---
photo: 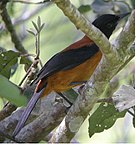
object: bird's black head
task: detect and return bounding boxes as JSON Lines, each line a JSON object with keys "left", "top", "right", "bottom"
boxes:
{"left": 92, "top": 13, "right": 130, "bottom": 38}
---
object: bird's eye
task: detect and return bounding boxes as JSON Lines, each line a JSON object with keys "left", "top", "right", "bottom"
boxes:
{"left": 107, "top": 23, "right": 113, "bottom": 28}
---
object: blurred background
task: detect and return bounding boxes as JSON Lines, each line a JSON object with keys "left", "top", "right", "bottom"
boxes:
{"left": 0, "top": 0, "right": 135, "bottom": 143}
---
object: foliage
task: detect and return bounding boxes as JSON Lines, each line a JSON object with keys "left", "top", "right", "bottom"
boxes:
{"left": 88, "top": 103, "right": 126, "bottom": 138}
{"left": 0, "top": 50, "right": 19, "bottom": 79}
{"left": 0, "top": 0, "right": 134, "bottom": 143}
{"left": 78, "top": 5, "right": 91, "bottom": 13}
{"left": 0, "top": 75, "right": 27, "bottom": 106}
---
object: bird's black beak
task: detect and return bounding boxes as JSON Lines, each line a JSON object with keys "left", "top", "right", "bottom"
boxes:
{"left": 118, "top": 12, "right": 131, "bottom": 20}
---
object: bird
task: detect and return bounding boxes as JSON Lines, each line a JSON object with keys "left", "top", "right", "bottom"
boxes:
{"left": 13, "top": 13, "right": 129, "bottom": 137}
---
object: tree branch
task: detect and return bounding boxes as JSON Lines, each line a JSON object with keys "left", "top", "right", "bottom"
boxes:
{"left": 52, "top": 0, "right": 115, "bottom": 59}
{"left": 0, "top": 103, "right": 17, "bottom": 122}
{"left": 0, "top": 1, "right": 134, "bottom": 142}
{"left": 0, "top": 3, "right": 27, "bottom": 54}
{"left": 14, "top": 101, "right": 66, "bottom": 142}
{"left": 49, "top": 1, "right": 135, "bottom": 142}
{"left": 0, "top": 93, "right": 68, "bottom": 142}
{"left": 114, "top": 10, "right": 135, "bottom": 55}
{"left": 0, "top": 2, "right": 33, "bottom": 68}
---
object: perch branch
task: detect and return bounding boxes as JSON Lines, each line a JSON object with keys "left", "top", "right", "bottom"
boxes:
{"left": 52, "top": 0, "right": 115, "bottom": 59}
{"left": 49, "top": 1, "right": 135, "bottom": 142}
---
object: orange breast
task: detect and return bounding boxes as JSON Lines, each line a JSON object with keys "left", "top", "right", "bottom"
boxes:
{"left": 41, "top": 51, "right": 102, "bottom": 96}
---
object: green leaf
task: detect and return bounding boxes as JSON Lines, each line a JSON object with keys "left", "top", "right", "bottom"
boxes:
{"left": 78, "top": 5, "right": 91, "bottom": 13}
{"left": 27, "top": 30, "right": 36, "bottom": 36}
{"left": 20, "top": 56, "right": 32, "bottom": 72}
{"left": 0, "top": 50, "right": 19, "bottom": 79}
{"left": 32, "top": 21, "right": 39, "bottom": 32}
{"left": 131, "top": 0, "right": 135, "bottom": 8}
{"left": 39, "top": 23, "right": 45, "bottom": 33}
{"left": 37, "top": 16, "right": 41, "bottom": 29}
{"left": 88, "top": 103, "right": 126, "bottom": 138}
{"left": 0, "top": 75, "right": 27, "bottom": 106}
{"left": 0, "top": 47, "right": 6, "bottom": 54}
{"left": 7, "top": 1, "right": 14, "bottom": 16}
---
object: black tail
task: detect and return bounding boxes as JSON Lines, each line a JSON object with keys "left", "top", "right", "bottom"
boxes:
{"left": 12, "top": 90, "right": 44, "bottom": 137}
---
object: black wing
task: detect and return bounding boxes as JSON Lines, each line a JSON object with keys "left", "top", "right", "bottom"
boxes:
{"left": 35, "top": 44, "right": 99, "bottom": 83}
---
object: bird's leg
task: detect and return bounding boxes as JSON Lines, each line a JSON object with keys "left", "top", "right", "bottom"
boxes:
{"left": 78, "top": 84, "right": 86, "bottom": 95}
{"left": 57, "top": 92, "right": 73, "bottom": 114}
{"left": 57, "top": 92, "right": 73, "bottom": 107}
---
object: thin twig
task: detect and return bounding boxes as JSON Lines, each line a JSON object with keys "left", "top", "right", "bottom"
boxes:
{"left": 12, "top": 0, "right": 50, "bottom": 4}
{"left": 19, "top": 17, "right": 45, "bottom": 86}
{"left": 19, "top": 59, "right": 39, "bottom": 86}
{"left": 20, "top": 54, "right": 36, "bottom": 58}
{"left": 35, "top": 34, "right": 40, "bottom": 59}
{"left": 39, "top": 59, "right": 43, "bottom": 67}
